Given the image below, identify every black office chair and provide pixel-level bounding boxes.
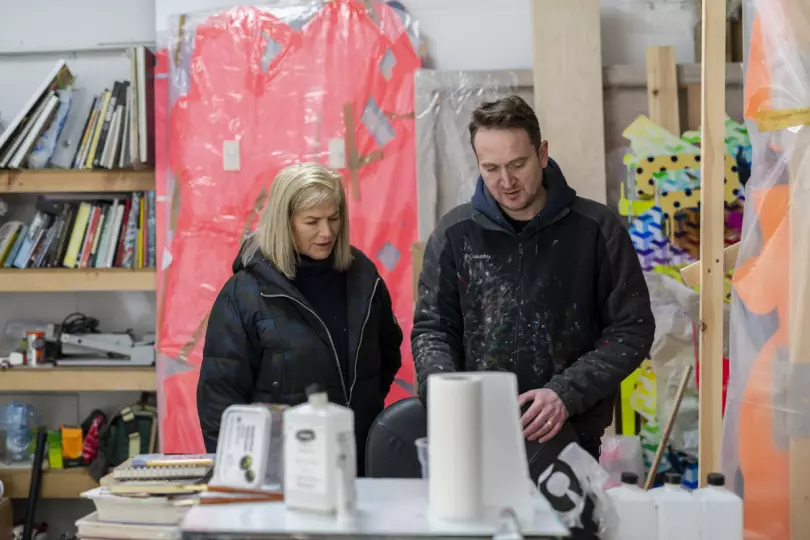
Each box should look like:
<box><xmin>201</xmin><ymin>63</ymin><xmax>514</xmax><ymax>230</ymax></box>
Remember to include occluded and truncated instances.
<box><xmin>365</xmin><ymin>396</ymin><xmax>580</xmax><ymax>481</ymax></box>
<box><xmin>365</xmin><ymin>397</ymin><xmax>426</xmax><ymax>478</ymax></box>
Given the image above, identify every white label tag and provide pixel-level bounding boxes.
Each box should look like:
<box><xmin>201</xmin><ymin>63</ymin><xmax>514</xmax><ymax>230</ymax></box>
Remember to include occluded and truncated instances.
<box><xmin>328</xmin><ymin>138</ymin><xmax>346</xmax><ymax>169</ymax></box>
<box><xmin>223</xmin><ymin>140</ymin><xmax>241</xmax><ymax>171</ymax></box>
<box><xmin>286</xmin><ymin>423</ymin><xmax>328</xmax><ymax>495</ymax></box>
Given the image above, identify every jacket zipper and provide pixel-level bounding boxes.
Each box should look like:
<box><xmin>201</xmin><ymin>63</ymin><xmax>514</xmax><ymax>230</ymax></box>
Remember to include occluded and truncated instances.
<box><xmin>260</xmin><ymin>293</ymin><xmax>349</xmax><ymax>405</ymax></box>
<box><xmin>348</xmin><ymin>277</ymin><xmax>380</xmax><ymax>405</ymax></box>
<box><xmin>514</xmin><ymin>242</ymin><xmax>523</xmax><ymax>364</ymax></box>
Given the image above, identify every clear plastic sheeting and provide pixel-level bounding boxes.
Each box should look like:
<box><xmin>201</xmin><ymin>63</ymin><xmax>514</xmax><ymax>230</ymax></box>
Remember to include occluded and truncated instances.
<box><xmin>599</xmin><ymin>435</ymin><xmax>644</xmax><ymax>490</ymax></box>
<box><xmin>414</xmin><ymin>70</ymin><xmax>519</xmax><ymax>239</ymax></box>
<box><xmin>721</xmin><ymin>0</ymin><xmax>810</xmax><ymax>538</ymax></box>
<box><xmin>155</xmin><ymin>0</ymin><xmax>422</xmax><ymax>452</ymax></box>
<box><xmin>647</xmin><ymin>272</ymin><xmax>730</xmax><ymax>458</ymax></box>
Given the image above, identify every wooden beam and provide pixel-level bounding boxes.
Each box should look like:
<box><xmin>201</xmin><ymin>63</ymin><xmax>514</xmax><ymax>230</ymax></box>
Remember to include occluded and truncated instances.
<box><xmin>697</xmin><ymin>0</ymin><xmax>726</xmax><ymax>486</ymax></box>
<box><xmin>786</xmin><ymin>2</ymin><xmax>810</xmax><ymax>537</ymax></box>
<box><xmin>789</xmin><ymin>123</ymin><xmax>810</xmax><ymax>540</ymax></box>
<box><xmin>531</xmin><ymin>0</ymin><xmax>606</xmax><ymax>203</ymax></box>
<box><xmin>646</xmin><ymin>46</ymin><xmax>681</xmax><ymax>135</ymax></box>
<box><xmin>686</xmin><ymin>84</ymin><xmax>703</xmax><ymax>131</ymax></box>
<box><xmin>680</xmin><ymin>242</ymin><xmax>740</xmax><ymax>288</ymax></box>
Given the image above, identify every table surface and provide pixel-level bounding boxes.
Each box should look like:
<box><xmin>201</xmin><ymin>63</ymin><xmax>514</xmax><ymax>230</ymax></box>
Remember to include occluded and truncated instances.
<box><xmin>181</xmin><ymin>478</ymin><xmax>569</xmax><ymax>539</ymax></box>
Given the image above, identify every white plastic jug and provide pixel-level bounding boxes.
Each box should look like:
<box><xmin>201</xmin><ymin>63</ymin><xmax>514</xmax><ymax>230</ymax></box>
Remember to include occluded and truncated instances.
<box><xmin>605</xmin><ymin>472</ymin><xmax>657</xmax><ymax>540</ymax></box>
<box><xmin>694</xmin><ymin>472</ymin><xmax>743</xmax><ymax>540</ymax></box>
<box><xmin>650</xmin><ymin>472</ymin><xmax>700</xmax><ymax>540</ymax></box>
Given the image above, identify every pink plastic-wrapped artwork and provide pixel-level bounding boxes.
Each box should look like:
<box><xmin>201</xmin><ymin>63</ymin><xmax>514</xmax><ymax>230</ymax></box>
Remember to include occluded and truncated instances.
<box><xmin>155</xmin><ymin>0</ymin><xmax>421</xmax><ymax>452</ymax></box>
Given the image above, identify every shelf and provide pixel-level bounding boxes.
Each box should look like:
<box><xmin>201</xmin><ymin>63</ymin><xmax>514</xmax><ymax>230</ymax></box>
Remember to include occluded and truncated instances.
<box><xmin>0</xmin><ymin>169</ymin><xmax>155</xmax><ymax>194</ymax></box>
<box><xmin>0</xmin><ymin>367</ymin><xmax>156</xmax><ymax>392</ymax></box>
<box><xmin>0</xmin><ymin>466</ymin><xmax>97</xmax><ymax>498</ymax></box>
<box><xmin>0</xmin><ymin>268</ymin><xmax>156</xmax><ymax>292</ymax></box>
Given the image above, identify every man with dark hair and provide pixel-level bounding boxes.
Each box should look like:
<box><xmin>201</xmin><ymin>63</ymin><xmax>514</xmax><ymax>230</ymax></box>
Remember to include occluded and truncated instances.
<box><xmin>412</xmin><ymin>95</ymin><xmax>654</xmax><ymax>459</ymax></box>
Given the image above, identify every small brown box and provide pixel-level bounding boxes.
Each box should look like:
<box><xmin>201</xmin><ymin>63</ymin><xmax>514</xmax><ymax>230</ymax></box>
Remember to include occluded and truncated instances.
<box><xmin>0</xmin><ymin>498</ymin><xmax>12</xmax><ymax>540</ymax></box>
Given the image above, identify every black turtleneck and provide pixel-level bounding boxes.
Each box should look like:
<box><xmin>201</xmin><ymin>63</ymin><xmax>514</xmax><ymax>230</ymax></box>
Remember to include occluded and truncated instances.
<box><xmin>291</xmin><ymin>254</ymin><xmax>350</xmax><ymax>385</ymax></box>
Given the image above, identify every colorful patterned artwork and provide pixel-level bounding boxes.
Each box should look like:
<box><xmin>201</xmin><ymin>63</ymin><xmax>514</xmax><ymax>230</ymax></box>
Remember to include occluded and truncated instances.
<box><xmin>620</xmin><ymin>115</ymin><xmax>752</xmax><ymax>303</ymax></box>
<box><xmin>616</xmin><ymin>116</ymin><xmax>752</xmax><ymax>457</ymax></box>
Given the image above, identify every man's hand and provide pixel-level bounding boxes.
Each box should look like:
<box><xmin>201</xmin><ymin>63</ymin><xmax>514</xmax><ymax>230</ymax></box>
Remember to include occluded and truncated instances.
<box><xmin>518</xmin><ymin>388</ymin><xmax>569</xmax><ymax>442</ymax></box>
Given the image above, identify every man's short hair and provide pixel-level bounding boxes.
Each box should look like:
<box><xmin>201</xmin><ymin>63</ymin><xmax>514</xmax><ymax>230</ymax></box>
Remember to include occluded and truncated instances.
<box><xmin>468</xmin><ymin>95</ymin><xmax>543</xmax><ymax>152</ymax></box>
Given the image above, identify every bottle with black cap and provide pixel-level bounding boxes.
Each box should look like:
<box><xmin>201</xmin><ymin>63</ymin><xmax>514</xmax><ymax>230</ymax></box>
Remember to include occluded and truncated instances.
<box><xmin>604</xmin><ymin>471</ymin><xmax>657</xmax><ymax>540</ymax></box>
<box><xmin>283</xmin><ymin>383</ymin><xmax>357</xmax><ymax>514</ymax></box>
<box><xmin>694</xmin><ymin>472</ymin><xmax>743</xmax><ymax>540</ymax></box>
<box><xmin>650</xmin><ymin>472</ymin><xmax>700</xmax><ymax>540</ymax></box>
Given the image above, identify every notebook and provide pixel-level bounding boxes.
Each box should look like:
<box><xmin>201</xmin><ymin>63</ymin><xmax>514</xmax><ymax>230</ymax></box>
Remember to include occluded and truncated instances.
<box><xmin>113</xmin><ymin>453</ymin><xmax>215</xmax><ymax>481</ymax></box>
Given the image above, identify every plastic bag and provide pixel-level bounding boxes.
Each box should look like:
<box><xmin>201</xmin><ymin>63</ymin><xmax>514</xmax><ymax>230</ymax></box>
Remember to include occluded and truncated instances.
<box><xmin>155</xmin><ymin>0</ymin><xmax>422</xmax><ymax>452</ymax></box>
<box><xmin>537</xmin><ymin>442</ymin><xmax>617</xmax><ymax>538</ymax></box>
<box><xmin>599</xmin><ymin>435</ymin><xmax>644</xmax><ymax>490</ymax></box>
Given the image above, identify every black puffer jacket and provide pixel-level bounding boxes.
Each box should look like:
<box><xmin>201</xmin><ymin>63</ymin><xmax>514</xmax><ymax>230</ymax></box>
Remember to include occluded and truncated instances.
<box><xmin>412</xmin><ymin>159</ymin><xmax>654</xmax><ymax>443</ymax></box>
<box><xmin>197</xmin><ymin>246</ymin><xmax>403</xmax><ymax>469</ymax></box>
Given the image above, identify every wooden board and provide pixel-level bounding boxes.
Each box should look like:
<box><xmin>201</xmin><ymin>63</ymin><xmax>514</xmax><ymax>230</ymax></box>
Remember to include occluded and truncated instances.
<box><xmin>697</xmin><ymin>0</ymin><xmax>727</xmax><ymax>485</ymax></box>
<box><xmin>0</xmin><ymin>169</ymin><xmax>155</xmax><ymax>193</ymax></box>
<box><xmin>786</xmin><ymin>2</ymin><xmax>810</xmax><ymax>535</ymax></box>
<box><xmin>0</xmin><ymin>268</ymin><xmax>156</xmax><ymax>292</ymax></box>
<box><xmin>680</xmin><ymin>242</ymin><xmax>740</xmax><ymax>288</ymax></box>
<box><xmin>531</xmin><ymin>0</ymin><xmax>606</xmax><ymax>203</ymax></box>
<box><xmin>646</xmin><ymin>46</ymin><xmax>681</xmax><ymax>135</ymax></box>
<box><xmin>789</xmin><ymin>124</ymin><xmax>810</xmax><ymax>540</ymax></box>
<box><xmin>0</xmin><ymin>367</ymin><xmax>156</xmax><ymax>392</ymax></box>
<box><xmin>0</xmin><ymin>467</ymin><xmax>97</xmax><ymax>499</ymax></box>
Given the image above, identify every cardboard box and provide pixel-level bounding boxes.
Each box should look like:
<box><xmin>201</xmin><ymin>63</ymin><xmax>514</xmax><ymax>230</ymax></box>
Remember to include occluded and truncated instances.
<box><xmin>0</xmin><ymin>498</ymin><xmax>12</xmax><ymax>540</ymax></box>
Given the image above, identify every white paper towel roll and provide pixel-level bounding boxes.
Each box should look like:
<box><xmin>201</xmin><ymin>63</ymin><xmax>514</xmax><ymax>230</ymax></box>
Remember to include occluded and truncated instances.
<box><xmin>427</xmin><ymin>374</ymin><xmax>483</xmax><ymax>521</ymax></box>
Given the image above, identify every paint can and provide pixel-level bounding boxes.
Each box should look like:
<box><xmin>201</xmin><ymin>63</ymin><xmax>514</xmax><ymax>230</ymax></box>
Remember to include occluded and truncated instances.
<box><xmin>25</xmin><ymin>331</ymin><xmax>45</xmax><ymax>367</ymax></box>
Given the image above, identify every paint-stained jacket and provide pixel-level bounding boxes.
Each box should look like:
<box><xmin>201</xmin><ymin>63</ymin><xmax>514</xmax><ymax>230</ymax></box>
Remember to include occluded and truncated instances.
<box><xmin>412</xmin><ymin>159</ymin><xmax>655</xmax><ymax>442</ymax></box>
<box><xmin>198</xmin><ymin>246</ymin><xmax>403</xmax><ymax>464</ymax></box>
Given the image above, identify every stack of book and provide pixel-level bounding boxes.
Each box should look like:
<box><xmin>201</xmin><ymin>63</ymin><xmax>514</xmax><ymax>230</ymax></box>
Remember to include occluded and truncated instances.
<box><xmin>0</xmin><ymin>192</ymin><xmax>156</xmax><ymax>269</ymax></box>
<box><xmin>77</xmin><ymin>454</ymin><xmax>215</xmax><ymax>540</ymax></box>
<box><xmin>0</xmin><ymin>46</ymin><xmax>155</xmax><ymax>170</ymax></box>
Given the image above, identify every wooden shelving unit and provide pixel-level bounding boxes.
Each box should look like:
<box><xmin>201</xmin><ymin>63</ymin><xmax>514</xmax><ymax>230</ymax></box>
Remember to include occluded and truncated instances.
<box><xmin>0</xmin><ymin>466</ymin><xmax>97</xmax><ymax>499</ymax></box>
<box><xmin>0</xmin><ymin>169</ymin><xmax>155</xmax><ymax>194</ymax></box>
<box><xmin>0</xmin><ymin>169</ymin><xmax>158</xmax><ymax>497</ymax></box>
<box><xmin>0</xmin><ymin>267</ymin><xmax>156</xmax><ymax>292</ymax></box>
<box><xmin>0</xmin><ymin>170</ymin><xmax>158</xmax><ymax>292</ymax></box>
<box><xmin>0</xmin><ymin>366</ymin><xmax>156</xmax><ymax>392</ymax></box>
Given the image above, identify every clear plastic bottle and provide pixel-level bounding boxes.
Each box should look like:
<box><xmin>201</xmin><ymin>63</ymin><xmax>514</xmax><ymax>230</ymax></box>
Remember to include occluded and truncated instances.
<box><xmin>694</xmin><ymin>472</ymin><xmax>743</xmax><ymax>540</ymax></box>
<box><xmin>1</xmin><ymin>402</ymin><xmax>35</xmax><ymax>462</ymax></box>
<box><xmin>650</xmin><ymin>472</ymin><xmax>700</xmax><ymax>540</ymax></box>
<box><xmin>605</xmin><ymin>472</ymin><xmax>657</xmax><ymax>540</ymax></box>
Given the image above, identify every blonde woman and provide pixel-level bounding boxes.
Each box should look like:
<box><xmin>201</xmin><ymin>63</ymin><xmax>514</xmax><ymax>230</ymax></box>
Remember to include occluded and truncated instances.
<box><xmin>197</xmin><ymin>162</ymin><xmax>403</xmax><ymax>476</ymax></box>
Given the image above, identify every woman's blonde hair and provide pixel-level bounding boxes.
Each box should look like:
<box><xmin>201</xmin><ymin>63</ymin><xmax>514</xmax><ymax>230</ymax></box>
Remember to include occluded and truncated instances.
<box><xmin>242</xmin><ymin>162</ymin><xmax>352</xmax><ymax>279</ymax></box>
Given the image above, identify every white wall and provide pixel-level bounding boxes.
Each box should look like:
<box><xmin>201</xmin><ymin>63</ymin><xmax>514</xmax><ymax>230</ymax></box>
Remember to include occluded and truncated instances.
<box><xmin>153</xmin><ymin>0</ymin><xmax>700</xmax><ymax>69</ymax></box>
<box><xmin>0</xmin><ymin>0</ymin><xmax>699</xmax><ymax>535</ymax></box>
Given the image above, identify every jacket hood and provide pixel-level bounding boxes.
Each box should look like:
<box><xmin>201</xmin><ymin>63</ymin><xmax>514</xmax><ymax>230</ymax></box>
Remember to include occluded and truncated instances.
<box><xmin>471</xmin><ymin>157</ymin><xmax>577</xmax><ymax>234</ymax></box>
<box><xmin>232</xmin><ymin>240</ymin><xmax>293</xmax><ymax>292</ymax></box>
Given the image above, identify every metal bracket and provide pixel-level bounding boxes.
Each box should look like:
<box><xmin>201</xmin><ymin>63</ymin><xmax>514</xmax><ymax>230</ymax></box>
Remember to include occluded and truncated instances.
<box><xmin>57</xmin><ymin>332</ymin><xmax>155</xmax><ymax>367</ymax></box>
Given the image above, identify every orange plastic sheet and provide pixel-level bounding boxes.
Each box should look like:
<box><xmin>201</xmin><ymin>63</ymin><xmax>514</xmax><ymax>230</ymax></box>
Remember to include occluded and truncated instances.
<box><xmin>154</xmin><ymin>1</ymin><xmax>421</xmax><ymax>452</ymax></box>
<box><xmin>722</xmin><ymin>0</ymin><xmax>810</xmax><ymax>538</ymax></box>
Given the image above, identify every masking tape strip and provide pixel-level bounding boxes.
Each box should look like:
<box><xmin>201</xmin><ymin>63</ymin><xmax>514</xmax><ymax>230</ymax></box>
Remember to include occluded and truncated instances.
<box><xmin>755</xmin><ymin>107</ymin><xmax>810</xmax><ymax>132</ymax></box>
